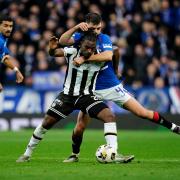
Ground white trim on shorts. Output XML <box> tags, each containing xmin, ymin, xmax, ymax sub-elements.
<box><xmin>49</xmin><ymin>107</ymin><xmax>67</xmax><ymax>119</ymax></box>
<box><xmin>86</xmin><ymin>100</ymin><xmax>103</xmax><ymax>114</ymax></box>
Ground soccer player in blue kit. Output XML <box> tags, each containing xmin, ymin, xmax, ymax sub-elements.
<box><xmin>59</xmin><ymin>13</ymin><xmax>180</xmax><ymax>163</ymax></box>
<box><xmin>0</xmin><ymin>15</ymin><xmax>24</xmax><ymax>90</ymax></box>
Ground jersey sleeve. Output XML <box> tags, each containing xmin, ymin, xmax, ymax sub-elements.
<box><xmin>72</xmin><ymin>32</ymin><xmax>82</xmax><ymax>43</ymax></box>
<box><xmin>101</xmin><ymin>35</ymin><xmax>113</xmax><ymax>52</ymax></box>
<box><xmin>63</xmin><ymin>47</ymin><xmax>77</xmax><ymax>62</ymax></box>
<box><xmin>0</xmin><ymin>40</ymin><xmax>10</xmax><ymax>62</ymax></box>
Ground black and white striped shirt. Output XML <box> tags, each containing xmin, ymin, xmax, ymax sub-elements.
<box><xmin>63</xmin><ymin>47</ymin><xmax>104</xmax><ymax>96</ymax></box>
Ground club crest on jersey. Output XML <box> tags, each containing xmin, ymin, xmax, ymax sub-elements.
<box><xmin>51</xmin><ymin>99</ymin><xmax>63</xmax><ymax>107</ymax></box>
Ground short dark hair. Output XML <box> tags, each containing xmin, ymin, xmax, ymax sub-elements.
<box><xmin>85</xmin><ymin>13</ymin><xmax>102</xmax><ymax>25</ymax></box>
<box><xmin>81</xmin><ymin>30</ymin><xmax>97</xmax><ymax>43</ymax></box>
<box><xmin>0</xmin><ymin>14</ymin><xmax>13</xmax><ymax>24</ymax></box>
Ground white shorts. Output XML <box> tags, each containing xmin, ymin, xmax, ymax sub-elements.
<box><xmin>95</xmin><ymin>84</ymin><xmax>132</xmax><ymax>107</ymax></box>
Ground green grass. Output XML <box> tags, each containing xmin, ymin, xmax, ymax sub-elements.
<box><xmin>0</xmin><ymin>130</ymin><xmax>180</xmax><ymax>180</ymax></box>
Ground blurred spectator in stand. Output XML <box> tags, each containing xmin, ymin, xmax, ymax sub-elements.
<box><xmin>173</xmin><ymin>0</ymin><xmax>180</xmax><ymax>31</ymax></box>
<box><xmin>154</xmin><ymin>76</ymin><xmax>165</xmax><ymax>89</ymax></box>
<box><xmin>172</xmin><ymin>34</ymin><xmax>180</xmax><ymax>61</ymax></box>
<box><xmin>133</xmin><ymin>44</ymin><xmax>149</xmax><ymax>84</ymax></box>
<box><xmin>167</xmin><ymin>59</ymin><xmax>180</xmax><ymax>86</ymax></box>
<box><xmin>23</xmin><ymin>45</ymin><xmax>35</xmax><ymax>86</ymax></box>
<box><xmin>157</xmin><ymin>26</ymin><xmax>169</xmax><ymax>57</ymax></box>
<box><xmin>160</xmin><ymin>0</ymin><xmax>174</xmax><ymax>28</ymax></box>
<box><xmin>145</xmin><ymin>62</ymin><xmax>160</xmax><ymax>86</ymax></box>
<box><xmin>0</xmin><ymin>0</ymin><xmax>179</xmax><ymax>88</ymax></box>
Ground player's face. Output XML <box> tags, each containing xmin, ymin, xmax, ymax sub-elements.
<box><xmin>80</xmin><ymin>40</ymin><xmax>96</xmax><ymax>59</ymax></box>
<box><xmin>0</xmin><ymin>21</ymin><xmax>13</xmax><ymax>37</ymax></box>
<box><xmin>87</xmin><ymin>22</ymin><xmax>102</xmax><ymax>35</ymax></box>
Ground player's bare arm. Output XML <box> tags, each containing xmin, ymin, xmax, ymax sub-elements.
<box><xmin>59</xmin><ymin>22</ymin><xmax>89</xmax><ymax>46</ymax></box>
<box><xmin>88</xmin><ymin>51</ymin><xmax>113</xmax><ymax>62</ymax></box>
<box><xmin>48</xmin><ymin>36</ymin><xmax>64</xmax><ymax>57</ymax></box>
<box><xmin>112</xmin><ymin>48</ymin><xmax>120</xmax><ymax>75</ymax></box>
<box><xmin>0</xmin><ymin>82</ymin><xmax>3</xmax><ymax>92</ymax></box>
<box><xmin>73</xmin><ymin>51</ymin><xmax>113</xmax><ymax>66</ymax></box>
<box><xmin>2</xmin><ymin>55</ymin><xmax>24</xmax><ymax>83</ymax></box>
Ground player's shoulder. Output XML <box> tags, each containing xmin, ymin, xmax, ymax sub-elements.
<box><xmin>0</xmin><ymin>36</ymin><xmax>4</xmax><ymax>46</ymax></box>
<box><xmin>64</xmin><ymin>46</ymin><xmax>78</xmax><ymax>56</ymax></box>
<box><xmin>98</xmin><ymin>33</ymin><xmax>112</xmax><ymax>45</ymax></box>
<box><xmin>98</xmin><ymin>33</ymin><xmax>111</xmax><ymax>40</ymax></box>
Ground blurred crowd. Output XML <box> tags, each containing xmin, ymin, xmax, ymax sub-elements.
<box><xmin>0</xmin><ymin>0</ymin><xmax>180</xmax><ymax>88</ymax></box>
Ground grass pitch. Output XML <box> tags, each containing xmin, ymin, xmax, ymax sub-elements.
<box><xmin>0</xmin><ymin>129</ymin><xmax>180</xmax><ymax>180</ymax></box>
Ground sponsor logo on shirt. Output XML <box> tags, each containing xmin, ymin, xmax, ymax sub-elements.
<box><xmin>102</xmin><ymin>44</ymin><xmax>112</xmax><ymax>48</ymax></box>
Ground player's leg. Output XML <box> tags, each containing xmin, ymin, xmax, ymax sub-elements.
<box><xmin>16</xmin><ymin>93</ymin><xmax>74</xmax><ymax>162</ymax></box>
<box><xmin>76</xmin><ymin>95</ymin><xmax>134</xmax><ymax>163</ymax></box>
<box><xmin>94</xmin><ymin>105</ymin><xmax>134</xmax><ymax>163</ymax></box>
<box><xmin>63</xmin><ymin>111</ymin><xmax>90</xmax><ymax>162</ymax></box>
<box><xmin>123</xmin><ymin>97</ymin><xmax>180</xmax><ymax>134</ymax></box>
<box><xmin>95</xmin><ymin>85</ymin><xmax>134</xmax><ymax>158</ymax></box>
<box><xmin>98</xmin><ymin>83</ymin><xmax>180</xmax><ymax>134</ymax></box>
<box><xmin>16</xmin><ymin>114</ymin><xmax>60</xmax><ymax>163</ymax></box>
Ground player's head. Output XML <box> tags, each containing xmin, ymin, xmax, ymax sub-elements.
<box><xmin>80</xmin><ymin>30</ymin><xmax>97</xmax><ymax>59</ymax></box>
<box><xmin>85</xmin><ymin>13</ymin><xmax>102</xmax><ymax>35</ymax></box>
<box><xmin>0</xmin><ymin>14</ymin><xmax>14</xmax><ymax>37</ymax></box>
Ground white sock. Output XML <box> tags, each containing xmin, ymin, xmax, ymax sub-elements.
<box><xmin>104</xmin><ymin>122</ymin><xmax>118</xmax><ymax>153</ymax></box>
<box><xmin>24</xmin><ymin>125</ymin><xmax>47</xmax><ymax>157</ymax></box>
<box><xmin>171</xmin><ymin>123</ymin><xmax>177</xmax><ymax>131</ymax></box>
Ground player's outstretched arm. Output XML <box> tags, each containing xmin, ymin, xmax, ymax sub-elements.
<box><xmin>59</xmin><ymin>22</ymin><xmax>88</xmax><ymax>46</ymax></box>
<box><xmin>2</xmin><ymin>55</ymin><xmax>24</xmax><ymax>83</ymax></box>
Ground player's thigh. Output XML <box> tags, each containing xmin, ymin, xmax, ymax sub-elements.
<box><xmin>75</xmin><ymin>95</ymin><xmax>114</xmax><ymax>122</ymax></box>
<box><xmin>47</xmin><ymin>92</ymin><xmax>74</xmax><ymax>120</ymax></box>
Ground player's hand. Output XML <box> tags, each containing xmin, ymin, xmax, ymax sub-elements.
<box><xmin>73</xmin><ymin>56</ymin><xmax>85</xmax><ymax>67</ymax></box>
<box><xmin>16</xmin><ymin>70</ymin><xmax>24</xmax><ymax>83</ymax></box>
<box><xmin>0</xmin><ymin>83</ymin><xmax>3</xmax><ymax>92</ymax></box>
<box><xmin>75</xmin><ymin>22</ymin><xmax>89</xmax><ymax>31</ymax></box>
<box><xmin>49</xmin><ymin>36</ymin><xmax>59</xmax><ymax>49</ymax></box>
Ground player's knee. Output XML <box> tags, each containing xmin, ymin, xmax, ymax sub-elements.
<box><xmin>42</xmin><ymin>115</ymin><xmax>57</xmax><ymax>129</ymax></box>
<box><xmin>105</xmin><ymin>113</ymin><xmax>115</xmax><ymax>122</ymax></box>
<box><xmin>98</xmin><ymin>109</ymin><xmax>115</xmax><ymax>123</ymax></box>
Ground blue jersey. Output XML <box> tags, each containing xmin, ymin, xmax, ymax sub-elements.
<box><xmin>0</xmin><ymin>33</ymin><xmax>10</xmax><ymax>62</ymax></box>
<box><xmin>73</xmin><ymin>32</ymin><xmax>121</xmax><ymax>90</ymax></box>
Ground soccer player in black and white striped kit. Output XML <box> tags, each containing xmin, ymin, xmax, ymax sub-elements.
<box><xmin>16</xmin><ymin>31</ymin><xmax>131</xmax><ymax>163</ymax></box>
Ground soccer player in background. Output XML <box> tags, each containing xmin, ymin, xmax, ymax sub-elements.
<box><xmin>59</xmin><ymin>13</ymin><xmax>180</xmax><ymax>163</ymax></box>
<box><xmin>16</xmin><ymin>31</ymin><xmax>133</xmax><ymax>163</ymax></box>
<box><xmin>0</xmin><ymin>15</ymin><xmax>24</xmax><ymax>91</ymax></box>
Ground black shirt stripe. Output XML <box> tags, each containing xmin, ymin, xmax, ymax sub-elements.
<box><xmin>79</xmin><ymin>70</ymin><xmax>88</xmax><ymax>95</ymax></box>
<box><xmin>68</xmin><ymin>68</ymin><xmax>77</xmax><ymax>95</ymax></box>
<box><xmin>63</xmin><ymin>56</ymin><xmax>70</xmax><ymax>88</ymax></box>
<box><xmin>89</xmin><ymin>71</ymin><xmax>98</xmax><ymax>94</ymax></box>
